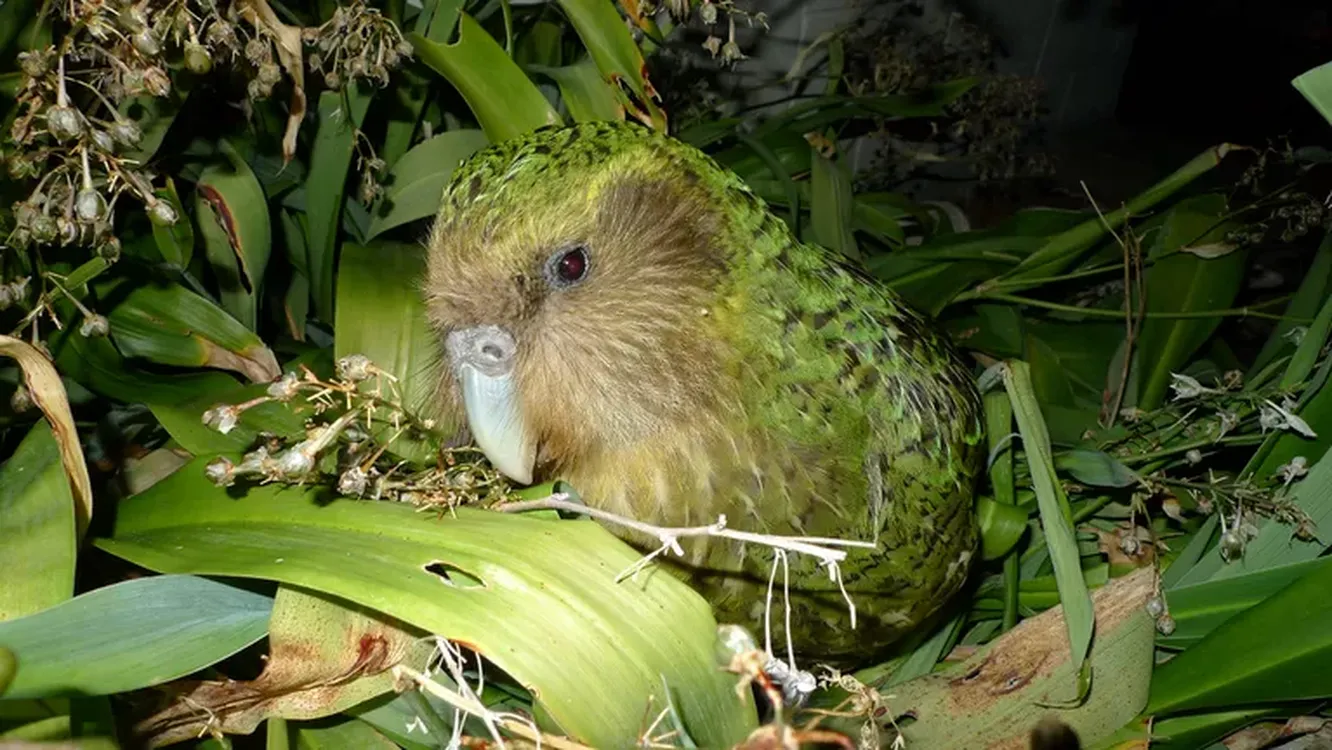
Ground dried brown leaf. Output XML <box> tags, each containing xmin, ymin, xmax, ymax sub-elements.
<box><xmin>0</xmin><ymin>335</ymin><xmax>93</xmax><ymax>538</ymax></box>
<box><xmin>135</xmin><ymin>587</ymin><xmax>430</xmax><ymax>747</ymax></box>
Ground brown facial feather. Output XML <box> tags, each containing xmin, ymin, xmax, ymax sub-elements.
<box><xmin>423</xmin><ymin>160</ymin><xmax>739</xmax><ymax>479</ymax></box>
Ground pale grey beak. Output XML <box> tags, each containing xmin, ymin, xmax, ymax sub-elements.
<box><xmin>444</xmin><ymin>325</ymin><xmax>536</xmax><ymax>485</ymax></box>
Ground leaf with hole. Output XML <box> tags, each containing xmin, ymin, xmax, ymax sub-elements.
<box><xmin>95</xmin><ymin>460</ymin><xmax>757</xmax><ymax>746</ymax></box>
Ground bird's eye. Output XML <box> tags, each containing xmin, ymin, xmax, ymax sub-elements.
<box><xmin>547</xmin><ymin>245</ymin><xmax>590</xmax><ymax>288</ymax></box>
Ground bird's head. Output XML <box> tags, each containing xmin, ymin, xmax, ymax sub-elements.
<box><xmin>422</xmin><ymin>122</ymin><xmax>754</xmax><ymax>485</ymax></box>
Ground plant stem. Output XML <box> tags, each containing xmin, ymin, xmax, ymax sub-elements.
<box><xmin>974</xmin><ymin>293</ymin><xmax>1306</xmax><ymax>323</ymax></box>
<box><xmin>1119</xmin><ymin>435</ymin><xmax>1266</xmax><ymax>466</ymax></box>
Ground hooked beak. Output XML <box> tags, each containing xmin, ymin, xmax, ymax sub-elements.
<box><xmin>445</xmin><ymin>325</ymin><xmax>536</xmax><ymax>485</ymax></box>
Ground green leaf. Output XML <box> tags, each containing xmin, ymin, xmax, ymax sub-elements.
<box><xmin>0</xmin><ymin>422</ymin><xmax>75</xmax><ymax>621</ymax></box>
<box><xmin>196</xmin><ymin>138</ymin><xmax>273</xmax><ymax>330</ymax></box>
<box><xmin>296</xmin><ymin>717</ymin><xmax>399</xmax><ymax>749</ymax></box>
<box><xmin>997</xmin><ymin>146</ymin><xmax>1238</xmax><ymax>286</ymax></box>
<box><xmin>334</xmin><ymin>242</ymin><xmax>442</xmax><ymax>460</ymax></box>
<box><xmin>1280</xmin><ymin>276</ymin><xmax>1332</xmax><ymax>391</ymax></box>
<box><xmin>1147</xmin><ymin>706</ymin><xmax>1298</xmax><ymax>750</ymax></box>
<box><xmin>118</xmin><ymin>81</ymin><xmax>190</xmax><ymax>163</ymax></box>
<box><xmin>0</xmin><ymin>575</ymin><xmax>271</xmax><ymax>699</ymax></box>
<box><xmin>0</xmin><ymin>648</ymin><xmax>14</xmax><ymax>694</ymax></box>
<box><xmin>978</xmin><ymin>497</ymin><xmax>1028</xmax><ymax>561</ymax></box>
<box><xmin>531</xmin><ymin>56</ymin><xmax>623</xmax><ymax>124</ymax></box>
<box><xmin>1000</xmin><ymin>361</ymin><xmax>1094</xmax><ymax>689</ymax></box>
<box><xmin>1055</xmin><ymin>450</ymin><xmax>1140</xmax><ymax>488</ymax></box>
<box><xmin>1146</xmin><ymin>550</ymin><xmax>1332</xmax><ymax>715</ymax></box>
<box><xmin>1293</xmin><ymin>60</ymin><xmax>1332</xmax><ymax>126</ymax></box>
<box><xmin>306</xmin><ymin>86</ymin><xmax>374</xmax><ymax>322</ymax></box>
<box><xmin>1247</xmin><ymin>232</ymin><xmax>1332</xmax><ymax>377</ymax></box>
<box><xmin>1133</xmin><ymin>195</ymin><xmax>1247</xmax><ymax>409</ymax></box>
<box><xmin>752</xmin><ymin>81</ymin><xmax>980</xmax><ymax>141</ymax></box>
<box><xmin>1160</xmin><ymin>557</ymin><xmax>1332</xmax><ymax>649</ymax></box>
<box><xmin>367</xmin><ymin>129</ymin><xmax>489</xmax><ymax>239</ymax></box>
<box><xmin>50</xmin><ymin>326</ymin><xmax>237</xmax><ymax>408</ymax></box>
<box><xmin>148</xmin><ymin>351</ymin><xmax>329</xmax><ymax>456</ymax></box>
<box><xmin>102</xmin><ymin>278</ymin><xmax>280</xmax><ymax>383</ymax></box>
<box><xmin>554</xmin><ymin>0</ymin><xmax>665</xmax><ymax>129</ymax></box>
<box><xmin>852</xmin><ymin>194</ymin><xmax>907</xmax><ymax>246</ymax></box>
<box><xmin>95</xmin><ymin>460</ymin><xmax>757</xmax><ymax>747</ymax></box>
<box><xmin>151</xmin><ymin>177</ymin><xmax>194</xmax><ymax>267</ymax></box>
<box><xmin>0</xmin><ymin>0</ymin><xmax>37</xmax><ymax>59</ymax></box>
<box><xmin>809</xmin><ymin>139</ymin><xmax>859</xmax><ymax>261</ymax></box>
<box><xmin>885</xmin><ymin>612</ymin><xmax>964</xmax><ymax>687</ymax></box>
<box><xmin>409</xmin><ymin>15</ymin><xmax>562</xmax><ymax>143</ymax></box>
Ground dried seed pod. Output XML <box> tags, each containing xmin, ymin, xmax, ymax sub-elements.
<box><xmin>18</xmin><ymin>50</ymin><xmax>50</xmax><ymax>77</ymax></box>
<box><xmin>46</xmin><ymin>106</ymin><xmax>83</xmax><ymax>141</ymax></box>
<box><xmin>143</xmin><ymin>66</ymin><xmax>171</xmax><ymax>96</ymax></box>
<box><xmin>699</xmin><ymin>1</ymin><xmax>717</xmax><ymax>24</ymax></box>
<box><xmin>110</xmin><ymin>119</ymin><xmax>142</xmax><ymax>147</ymax></box>
<box><xmin>10</xmin><ymin>384</ymin><xmax>34</xmax><ymax>413</ymax></box>
<box><xmin>131</xmin><ymin>29</ymin><xmax>161</xmax><ymax>56</ymax></box>
<box><xmin>185</xmin><ymin>42</ymin><xmax>213</xmax><ymax>74</ymax></box>
<box><xmin>1219</xmin><ymin>530</ymin><xmax>1245</xmax><ymax>562</ymax></box>
<box><xmin>90</xmin><ymin>128</ymin><xmax>117</xmax><ymax>153</ymax></box>
<box><xmin>1155</xmin><ymin>614</ymin><xmax>1176</xmax><ymax>636</ymax></box>
<box><xmin>31</xmin><ymin>214</ymin><xmax>58</xmax><ymax>243</ymax></box>
<box><xmin>79</xmin><ymin>314</ymin><xmax>110</xmax><ymax>338</ymax></box>
<box><xmin>147</xmin><ymin>199</ymin><xmax>178</xmax><ymax>226</ymax></box>
<box><xmin>75</xmin><ymin>188</ymin><xmax>107</xmax><ymax>222</ymax></box>
<box><xmin>97</xmin><ymin>235</ymin><xmax>122</xmax><ymax>262</ymax></box>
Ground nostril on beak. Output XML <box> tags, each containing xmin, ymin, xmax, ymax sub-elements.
<box><xmin>446</xmin><ymin>325</ymin><xmax>517</xmax><ymax>377</ymax></box>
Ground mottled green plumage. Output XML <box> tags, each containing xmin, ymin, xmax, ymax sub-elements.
<box><xmin>424</xmin><ymin>120</ymin><xmax>984</xmax><ymax>664</ymax></box>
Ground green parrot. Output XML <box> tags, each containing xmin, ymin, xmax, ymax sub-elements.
<box><xmin>422</xmin><ymin>120</ymin><xmax>984</xmax><ymax>666</ymax></box>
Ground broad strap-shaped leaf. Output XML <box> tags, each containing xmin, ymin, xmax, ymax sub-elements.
<box><xmin>0</xmin><ymin>575</ymin><xmax>271</xmax><ymax>699</ymax></box>
<box><xmin>409</xmin><ymin>15</ymin><xmax>562</xmax><ymax>143</ymax></box>
<box><xmin>195</xmin><ymin>138</ymin><xmax>273</xmax><ymax>331</ymax></box>
<box><xmin>995</xmin><ymin>146</ymin><xmax>1238</xmax><ymax>287</ymax></box>
<box><xmin>1133</xmin><ymin>194</ymin><xmax>1247</xmax><ymax>410</ymax></box>
<box><xmin>0</xmin><ymin>334</ymin><xmax>92</xmax><ymax>540</ymax></box>
<box><xmin>1293</xmin><ymin>59</ymin><xmax>1332</xmax><ymax>126</ymax></box>
<box><xmin>554</xmin><ymin>0</ymin><xmax>665</xmax><ymax>129</ymax></box>
<box><xmin>95</xmin><ymin>462</ymin><xmax>757</xmax><ymax>747</ymax></box>
<box><xmin>138</xmin><ymin>586</ymin><xmax>430</xmax><ymax>746</ymax></box>
<box><xmin>530</xmin><ymin>56</ymin><xmax>623</xmax><ymax>124</ymax></box>
<box><xmin>334</xmin><ymin>242</ymin><xmax>444</xmax><ymax>461</ymax></box>
<box><xmin>0</xmin><ymin>422</ymin><xmax>76</xmax><ymax>621</ymax></box>
<box><xmin>366</xmin><ymin>130</ymin><xmax>489</xmax><ymax>239</ymax></box>
<box><xmin>809</xmin><ymin>137</ymin><xmax>859</xmax><ymax>261</ymax></box>
<box><xmin>306</xmin><ymin>85</ymin><xmax>374</xmax><ymax>322</ymax></box>
<box><xmin>1147</xmin><ymin>551</ymin><xmax>1332</xmax><ymax>715</ymax></box>
<box><xmin>1161</xmin><ymin>558</ymin><xmax>1332</xmax><ymax>649</ymax></box>
<box><xmin>1000</xmin><ymin>360</ymin><xmax>1095</xmax><ymax>688</ymax></box>
<box><xmin>101</xmin><ymin>277</ymin><xmax>280</xmax><ymax>383</ymax></box>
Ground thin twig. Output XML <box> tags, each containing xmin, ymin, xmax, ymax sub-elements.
<box><xmin>497</xmin><ymin>495</ymin><xmax>877</xmax><ymax>569</ymax></box>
